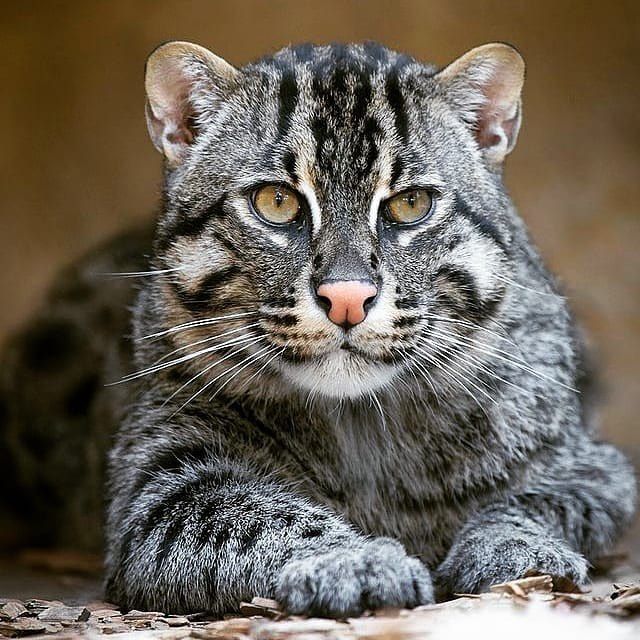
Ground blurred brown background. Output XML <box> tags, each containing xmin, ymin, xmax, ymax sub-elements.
<box><xmin>1</xmin><ymin>1</ymin><xmax>639</xmax><ymax>462</ymax></box>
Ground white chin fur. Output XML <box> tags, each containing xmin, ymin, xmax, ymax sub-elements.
<box><xmin>279</xmin><ymin>350</ymin><xmax>397</xmax><ymax>399</ymax></box>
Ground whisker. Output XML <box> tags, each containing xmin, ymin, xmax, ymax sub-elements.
<box><xmin>420</xmin><ymin>329</ymin><xmax>539</xmax><ymax>399</ymax></box>
<box><xmin>368</xmin><ymin>391</ymin><xmax>387</xmax><ymax>431</ymax></box>
<box><xmin>414</xmin><ymin>345</ymin><xmax>497</xmax><ymax>407</ymax></box>
<box><xmin>153</xmin><ymin>322</ymin><xmax>261</xmax><ymax>365</ymax></box>
<box><xmin>424</xmin><ymin>327</ymin><xmax>578</xmax><ymax>392</ymax></box>
<box><xmin>172</xmin><ymin>344</ymin><xmax>274</xmax><ymax>415</ymax></box>
<box><xmin>210</xmin><ymin>345</ymin><xmax>282</xmax><ymax>400</ymax></box>
<box><xmin>423</xmin><ymin>313</ymin><xmax>519</xmax><ymax>349</ymax></box>
<box><xmin>493</xmin><ymin>273</ymin><xmax>562</xmax><ymax>298</ymax></box>
<box><xmin>140</xmin><ymin>311</ymin><xmax>259</xmax><ymax>340</ymax></box>
<box><xmin>232</xmin><ymin>344</ymin><xmax>287</xmax><ymax>396</ymax></box>
<box><xmin>96</xmin><ymin>268</ymin><xmax>183</xmax><ymax>278</ymax></box>
<box><xmin>113</xmin><ymin>333</ymin><xmax>259</xmax><ymax>384</ymax></box>
<box><xmin>162</xmin><ymin>335</ymin><xmax>264</xmax><ymax>408</ymax></box>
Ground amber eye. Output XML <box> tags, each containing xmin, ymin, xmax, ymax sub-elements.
<box><xmin>385</xmin><ymin>189</ymin><xmax>433</xmax><ymax>225</ymax></box>
<box><xmin>251</xmin><ymin>184</ymin><xmax>302</xmax><ymax>225</ymax></box>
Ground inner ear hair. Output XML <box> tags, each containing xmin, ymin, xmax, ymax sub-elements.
<box><xmin>144</xmin><ymin>41</ymin><xmax>238</xmax><ymax>168</ymax></box>
<box><xmin>436</xmin><ymin>43</ymin><xmax>525</xmax><ymax>166</ymax></box>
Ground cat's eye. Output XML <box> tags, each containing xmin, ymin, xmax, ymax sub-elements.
<box><xmin>385</xmin><ymin>189</ymin><xmax>433</xmax><ymax>225</ymax></box>
<box><xmin>251</xmin><ymin>184</ymin><xmax>302</xmax><ymax>225</ymax></box>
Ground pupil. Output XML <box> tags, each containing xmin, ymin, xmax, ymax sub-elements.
<box><xmin>407</xmin><ymin>192</ymin><xmax>416</xmax><ymax>207</ymax></box>
<box><xmin>275</xmin><ymin>190</ymin><xmax>283</xmax><ymax>207</ymax></box>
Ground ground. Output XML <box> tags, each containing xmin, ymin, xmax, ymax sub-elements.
<box><xmin>2</xmin><ymin>533</ymin><xmax>640</xmax><ymax>640</ymax></box>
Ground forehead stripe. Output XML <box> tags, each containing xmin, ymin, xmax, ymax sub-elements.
<box><xmin>385</xmin><ymin>70</ymin><xmax>408</xmax><ymax>143</ymax></box>
<box><xmin>389</xmin><ymin>156</ymin><xmax>404</xmax><ymax>188</ymax></box>
<box><xmin>277</xmin><ymin>68</ymin><xmax>298</xmax><ymax>139</ymax></box>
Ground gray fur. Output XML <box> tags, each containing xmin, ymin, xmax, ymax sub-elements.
<box><xmin>1</xmin><ymin>41</ymin><xmax>635</xmax><ymax>616</ymax></box>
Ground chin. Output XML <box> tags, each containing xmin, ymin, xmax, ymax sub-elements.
<box><xmin>279</xmin><ymin>350</ymin><xmax>398</xmax><ymax>400</ymax></box>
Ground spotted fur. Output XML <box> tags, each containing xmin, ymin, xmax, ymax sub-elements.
<box><xmin>2</xmin><ymin>42</ymin><xmax>636</xmax><ymax>616</ymax></box>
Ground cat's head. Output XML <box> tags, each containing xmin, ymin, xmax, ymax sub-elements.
<box><xmin>144</xmin><ymin>41</ymin><xmax>524</xmax><ymax>400</ymax></box>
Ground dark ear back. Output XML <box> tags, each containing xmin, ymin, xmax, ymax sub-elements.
<box><xmin>436</xmin><ymin>43</ymin><xmax>525</xmax><ymax>166</ymax></box>
<box><xmin>145</xmin><ymin>41</ymin><xmax>238</xmax><ymax>168</ymax></box>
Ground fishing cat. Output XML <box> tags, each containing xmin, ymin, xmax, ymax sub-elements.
<box><xmin>2</xmin><ymin>41</ymin><xmax>636</xmax><ymax>616</ymax></box>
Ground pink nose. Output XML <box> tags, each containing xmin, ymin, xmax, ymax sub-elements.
<box><xmin>316</xmin><ymin>280</ymin><xmax>378</xmax><ymax>328</ymax></box>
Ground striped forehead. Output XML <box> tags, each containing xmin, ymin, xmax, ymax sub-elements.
<box><xmin>254</xmin><ymin>44</ymin><xmax>418</xmax><ymax>195</ymax></box>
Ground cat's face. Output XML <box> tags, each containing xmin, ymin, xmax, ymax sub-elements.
<box><xmin>146</xmin><ymin>42</ymin><xmax>524</xmax><ymax>400</ymax></box>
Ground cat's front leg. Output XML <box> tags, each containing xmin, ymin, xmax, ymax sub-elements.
<box><xmin>435</xmin><ymin>504</ymin><xmax>589</xmax><ymax>595</ymax></box>
<box><xmin>436</xmin><ymin>440</ymin><xmax>635</xmax><ymax>595</ymax></box>
<box><xmin>106</xmin><ymin>452</ymin><xmax>433</xmax><ymax>616</ymax></box>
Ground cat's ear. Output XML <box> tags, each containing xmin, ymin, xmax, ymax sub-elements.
<box><xmin>145</xmin><ymin>41</ymin><xmax>238</xmax><ymax>168</ymax></box>
<box><xmin>435</xmin><ymin>43</ymin><xmax>525</xmax><ymax>166</ymax></box>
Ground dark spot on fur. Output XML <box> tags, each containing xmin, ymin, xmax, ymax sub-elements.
<box><xmin>264</xmin><ymin>313</ymin><xmax>298</xmax><ymax>327</ymax></box>
<box><xmin>393</xmin><ymin>316</ymin><xmax>418</xmax><ymax>328</ymax></box>
<box><xmin>237</xmin><ymin>520</ymin><xmax>265</xmax><ymax>553</ymax></box>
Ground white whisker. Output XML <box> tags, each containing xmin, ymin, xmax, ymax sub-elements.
<box><xmin>153</xmin><ymin>322</ymin><xmax>261</xmax><ymax>365</ymax></box>
<box><xmin>114</xmin><ymin>333</ymin><xmax>259</xmax><ymax>384</ymax></box>
<box><xmin>233</xmin><ymin>344</ymin><xmax>287</xmax><ymax>396</ymax></box>
<box><xmin>494</xmin><ymin>273</ymin><xmax>562</xmax><ymax>298</ymax></box>
<box><xmin>141</xmin><ymin>311</ymin><xmax>259</xmax><ymax>340</ymax></box>
<box><xmin>163</xmin><ymin>335</ymin><xmax>264</xmax><ymax>408</ymax></box>
<box><xmin>172</xmin><ymin>344</ymin><xmax>274</xmax><ymax>415</ymax></box>
<box><xmin>210</xmin><ymin>345</ymin><xmax>282</xmax><ymax>400</ymax></box>
<box><xmin>97</xmin><ymin>268</ymin><xmax>183</xmax><ymax>278</ymax></box>
<box><xmin>415</xmin><ymin>345</ymin><xmax>497</xmax><ymax>407</ymax></box>
<box><xmin>425</xmin><ymin>327</ymin><xmax>578</xmax><ymax>392</ymax></box>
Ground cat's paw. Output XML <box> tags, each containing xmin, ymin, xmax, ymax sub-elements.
<box><xmin>275</xmin><ymin>537</ymin><xmax>434</xmax><ymax>617</ymax></box>
<box><xmin>436</xmin><ymin>532</ymin><xmax>589</xmax><ymax>595</ymax></box>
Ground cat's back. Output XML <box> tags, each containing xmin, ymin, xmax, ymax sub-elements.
<box><xmin>0</xmin><ymin>226</ymin><xmax>153</xmax><ymax>550</ymax></box>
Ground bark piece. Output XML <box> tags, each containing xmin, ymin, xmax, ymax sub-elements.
<box><xmin>251</xmin><ymin>598</ymin><xmax>281</xmax><ymax>611</ymax></box>
<box><xmin>22</xmin><ymin>601</ymin><xmax>60</xmax><ymax>616</ymax></box>
<box><xmin>161</xmin><ymin>617</ymin><xmax>190</xmax><ymax>627</ymax></box>
<box><xmin>490</xmin><ymin>574</ymin><xmax>553</xmax><ymax>598</ymax></box>
<box><xmin>37</xmin><ymin>606</ymin><xmax>90</xmax><ymax>623</ymax></box>
<box><xmin>0</xmin><ymin>618</ymin><xmax>47</xmax><ymax>637</ymax></box>
<box><xmin>122</xmin><ymin>610</ymin><xmax>164</xmax><ymax>621</ymax></box>
<box><xmin>0</xmin><ymin>603</ymin><xmax>28</xmax><ymax>622</ymax></box>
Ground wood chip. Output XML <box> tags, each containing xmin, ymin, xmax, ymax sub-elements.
<box><xmin>161</xmin><ymin>616</ymin><xmax>190</xmax><ymax>627</ymax></box>
<box><xmin>0</xmin><ymin>618</ymin><xmax>47</xmax><ymax>637</ymax></box>
<box><xmin>37</xmin><ymin>606</ymin><xmax>90</xmax><ymax>623</ymax></box>
<box><xmin>239</xmin><ymin>603</ymin><xmax>270</xmax><ymax>617</ymax></box>
<box><xmin>251</xmin><ymin>598</ymin><xmax>281</xmax><ymax>611</ymax></box>
<box><xmin>90</xmin><ymin>609</ymin><xmax>123</xmax><ymax>620</ymax></box>
<box><xmin>490</xmin><ymin>574</ymin><xmax>554</xmax><ymax>597</ymax></box>
<box><xmin>22</xmin><ymin>601</ymin><xmax>60</xmax><ymax>616</ymax></box>
<box><xmin>122</xmin><ymin>609</ymin><xmax>164</xmax><ymax>621</ymax></box>
<box><xmin>0</xmin><ymin>603</ymin><xmax>28</xmax><ymax>622</ymax></box>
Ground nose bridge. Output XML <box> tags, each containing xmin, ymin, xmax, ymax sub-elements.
<box><xmin>313</xmin><ymin>218</ymin><xmax>377</xmax><ymax>285</ymax></box>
